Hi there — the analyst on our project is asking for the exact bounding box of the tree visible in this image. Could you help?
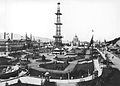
[42,55,46,61]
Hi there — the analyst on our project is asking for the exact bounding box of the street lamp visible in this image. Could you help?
[68,71,70,80]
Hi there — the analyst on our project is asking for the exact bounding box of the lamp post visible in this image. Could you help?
[68,71,70,80]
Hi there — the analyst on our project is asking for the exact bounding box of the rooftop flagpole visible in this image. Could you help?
[91,29,94,80]
[92,29,94,49]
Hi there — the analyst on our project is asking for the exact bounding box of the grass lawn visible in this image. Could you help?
[70,62,94,79]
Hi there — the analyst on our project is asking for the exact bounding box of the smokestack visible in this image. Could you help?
[11,33,13,40]
[4,32,6,39]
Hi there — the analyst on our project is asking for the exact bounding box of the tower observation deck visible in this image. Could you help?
[53,2,63,48]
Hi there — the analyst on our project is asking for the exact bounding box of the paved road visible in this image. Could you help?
[104,51,120,71]
[97,48,120,71]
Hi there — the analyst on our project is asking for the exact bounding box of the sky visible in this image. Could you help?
[0,0,120,42]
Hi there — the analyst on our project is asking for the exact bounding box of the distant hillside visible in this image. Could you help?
[0,33,71,43]
[34,36,53,42]
[0,33,53,42]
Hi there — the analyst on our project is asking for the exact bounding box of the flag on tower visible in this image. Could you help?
[88,35,94,49]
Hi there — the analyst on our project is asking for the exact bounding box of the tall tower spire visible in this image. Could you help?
[53,2,63,48]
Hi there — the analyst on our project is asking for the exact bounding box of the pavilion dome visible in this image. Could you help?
[72,35,79,43]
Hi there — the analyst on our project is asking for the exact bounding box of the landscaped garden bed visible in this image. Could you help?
[0,66,7,73]
[54,55,84,62]
[29,68,68,79]
[0,57,11,65]
[29,61,94,79]
[35,55,51,62]
[9,52,27,57]
[24,53,41,59]
[36,59,51,62]
[39,62,69,71]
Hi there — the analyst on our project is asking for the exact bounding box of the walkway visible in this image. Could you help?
[96,48,106,60]
[97,48,120,71]
[64,61,77,73]
[104,51,120,71]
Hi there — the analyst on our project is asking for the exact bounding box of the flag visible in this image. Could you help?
[88,35,94,49]
[89,35,94,46]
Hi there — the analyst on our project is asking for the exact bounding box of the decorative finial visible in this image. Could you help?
[57,2,60,5]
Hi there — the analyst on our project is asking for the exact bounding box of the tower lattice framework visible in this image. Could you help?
[53,2,63,48]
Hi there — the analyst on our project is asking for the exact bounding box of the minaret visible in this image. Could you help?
[53,2,63,48]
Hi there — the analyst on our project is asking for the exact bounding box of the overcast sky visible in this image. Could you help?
[0,0,120,41]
